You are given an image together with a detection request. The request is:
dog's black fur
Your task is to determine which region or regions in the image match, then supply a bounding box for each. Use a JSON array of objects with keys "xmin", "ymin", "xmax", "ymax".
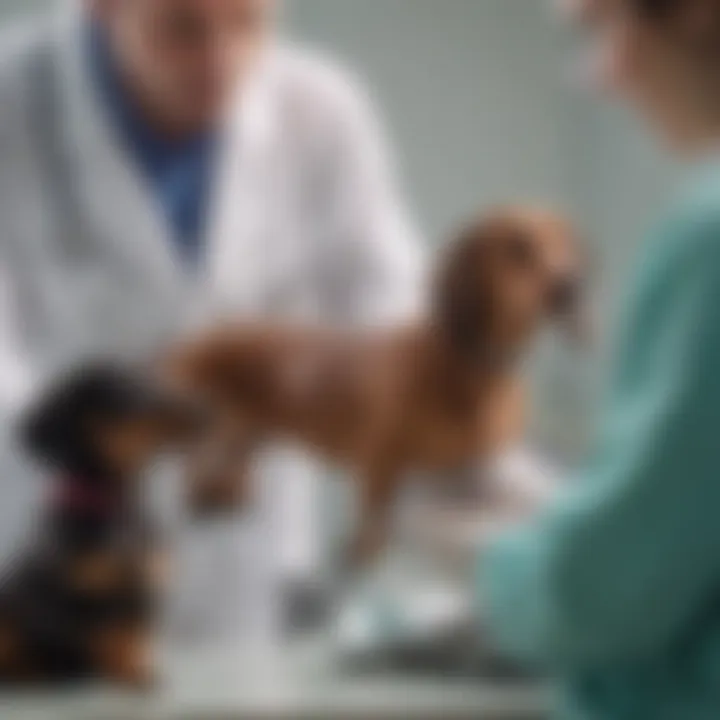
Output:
[{"xmin": 0, "ymin": 363, "xmax": 201, "ymax": 686}]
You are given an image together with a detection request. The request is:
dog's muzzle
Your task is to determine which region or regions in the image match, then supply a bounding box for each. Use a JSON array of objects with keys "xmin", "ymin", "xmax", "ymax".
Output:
[{"xmin": 549, "ymin": 275, "xmax": 590, "ymax": 345}]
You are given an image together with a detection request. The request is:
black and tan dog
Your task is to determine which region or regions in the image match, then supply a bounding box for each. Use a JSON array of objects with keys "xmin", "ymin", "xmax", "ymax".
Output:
[{"xmin": 0, "ymin": 363, "xmax": 203, "ymax": 687}]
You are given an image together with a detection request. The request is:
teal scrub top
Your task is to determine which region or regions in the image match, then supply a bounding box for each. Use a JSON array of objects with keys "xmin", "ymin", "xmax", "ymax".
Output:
[{"xmin": 479, "ymin": 166, "xmax": 720, "ymax": 720}]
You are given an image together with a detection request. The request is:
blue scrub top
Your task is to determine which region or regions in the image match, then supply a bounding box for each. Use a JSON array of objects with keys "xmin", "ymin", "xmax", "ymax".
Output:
[{"xmin": 87, "ymin": 23, "xmax": 217, "ymax": 268}]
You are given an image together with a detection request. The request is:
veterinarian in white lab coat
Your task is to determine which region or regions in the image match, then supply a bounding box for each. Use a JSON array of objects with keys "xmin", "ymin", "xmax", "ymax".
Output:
[{"xmin": 0, "ymin": 0, "xmax": 423, "ymax": 650}]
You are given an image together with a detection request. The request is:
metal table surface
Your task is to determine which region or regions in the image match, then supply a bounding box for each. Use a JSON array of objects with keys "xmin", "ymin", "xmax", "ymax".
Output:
[{"xmin": 0, "ymin": 640, "xmax": 550, "ymax": 720}]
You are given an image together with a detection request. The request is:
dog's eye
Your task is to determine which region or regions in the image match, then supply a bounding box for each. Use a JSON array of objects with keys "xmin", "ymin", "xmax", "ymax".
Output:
[{"xmin": 506, "ymin": 234, "xmax": 537, "ymax": 269}]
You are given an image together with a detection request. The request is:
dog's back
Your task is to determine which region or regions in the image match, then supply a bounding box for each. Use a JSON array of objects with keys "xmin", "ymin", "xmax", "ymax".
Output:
[
  {"xmin": 166, "ymin": 321, "xmax": 525, "ymax": 472},
  {"xmin": 166, "ymin": 323, "xmax": 418, "ymax": 464}
]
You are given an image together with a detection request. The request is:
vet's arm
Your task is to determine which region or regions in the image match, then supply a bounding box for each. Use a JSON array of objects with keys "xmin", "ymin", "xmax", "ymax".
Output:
[
  {"xmin": 315, "ymin": 72, "xmax": 426, "ymax": 325},
  {"xmin": 0, "ymin": 265, "xmax": 34, "ymax": 418},
  {"xmin": 0, "ymin": 264, "xmax": 38, "ymax": 555},
  {"xmin": 479, "ymin": 211, "xmax": 720, "ymax": 669}
]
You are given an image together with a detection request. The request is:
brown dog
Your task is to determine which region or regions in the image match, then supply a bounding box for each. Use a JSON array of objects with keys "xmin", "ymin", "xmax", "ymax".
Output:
[{"xmin": 161, "ymin": 206, "xmax": 585, "ymax": 568}]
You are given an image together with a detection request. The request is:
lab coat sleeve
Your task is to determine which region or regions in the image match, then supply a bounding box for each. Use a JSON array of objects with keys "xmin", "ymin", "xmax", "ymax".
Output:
[
  {"xmin": 0, "ymin": 263, "xmax": 35, "ymax": 432},
  {"xmin": 479, "ymin": 211, "xmax": 720, "ymax": 668},
  {"xmin": 0, "ymin": 262, "xmax": 39, "ymax": 559},
  {"xmin": 317, "ymin": 76, "xmax": 426, "ymax": 325}
]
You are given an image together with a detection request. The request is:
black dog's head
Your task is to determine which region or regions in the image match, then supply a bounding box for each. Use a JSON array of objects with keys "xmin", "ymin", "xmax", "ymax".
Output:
[{"xmin": 20, "ymin": 362, "xmax": 207, "ymax": 483}]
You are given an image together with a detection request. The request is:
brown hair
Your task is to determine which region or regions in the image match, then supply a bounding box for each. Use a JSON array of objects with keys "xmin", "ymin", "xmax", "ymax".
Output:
[
  {"xmin": 634, "ymin": 0, "xmax": 675, "ymax": 16},
  {"xmin": 634, "ymin": 0, "xmax": 720, "ymax": 20},
  {"xmin": 633, "ymin": 0, "xmax": 720, "ymax": 60}
]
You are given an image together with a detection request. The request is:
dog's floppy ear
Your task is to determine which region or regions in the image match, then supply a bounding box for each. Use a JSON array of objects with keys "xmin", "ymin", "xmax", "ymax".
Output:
[
  {"xmin": 19, "ymin": 380, "xmax": 88, "ymax": 470},
  {"xmin": 433, "ymin": 223, "xmax": 492, "ymax": 357}
]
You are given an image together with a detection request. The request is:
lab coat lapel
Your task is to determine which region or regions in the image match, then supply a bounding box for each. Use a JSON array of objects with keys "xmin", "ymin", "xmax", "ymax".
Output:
[
  {"xmin": 56, "ymin": 7, "xmax": 292, "ymax": 331},
  {"xmin": 202, "ymin": 49, "xmax": 284, "ymax": 320},
  {"xmin": 54, "ymin": 13, "xmax": 188, "ymax": 311}
]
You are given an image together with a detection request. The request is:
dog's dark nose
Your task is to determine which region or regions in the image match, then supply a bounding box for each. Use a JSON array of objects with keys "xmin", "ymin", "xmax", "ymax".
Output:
[{"xmin": 549, "ymin": 276, "xmax": 580, "ymax": 315}]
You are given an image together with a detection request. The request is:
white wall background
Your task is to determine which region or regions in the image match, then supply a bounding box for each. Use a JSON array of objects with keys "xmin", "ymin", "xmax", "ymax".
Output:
[
  {"xmin": 3, "ymin": 0, "xmax": 683, "ymax": 456},
  {"xmin": 288, "ymin": 0, "xmax": 575, "ymax": 241}
]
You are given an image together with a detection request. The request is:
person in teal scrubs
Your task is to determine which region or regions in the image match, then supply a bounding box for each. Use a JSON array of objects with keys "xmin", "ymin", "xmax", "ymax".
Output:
[{"xmin": 480, "ymin": 1, "xmax": 720, "ymax": 718}]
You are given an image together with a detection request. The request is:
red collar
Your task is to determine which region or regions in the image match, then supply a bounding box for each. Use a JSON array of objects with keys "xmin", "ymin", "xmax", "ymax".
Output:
[{"xmin": 52, "ymin": 477, "xmax": 119, "ymax": 516}]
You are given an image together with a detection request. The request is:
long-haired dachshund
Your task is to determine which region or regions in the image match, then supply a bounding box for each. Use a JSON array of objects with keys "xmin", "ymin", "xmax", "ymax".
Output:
[
  {"xmin": 0, "ymin": 363, "xmax": 203, "ymax": 687},
  {"xmin": 162, "ymin": 206, "xmax": 585, "ymax": 568}
]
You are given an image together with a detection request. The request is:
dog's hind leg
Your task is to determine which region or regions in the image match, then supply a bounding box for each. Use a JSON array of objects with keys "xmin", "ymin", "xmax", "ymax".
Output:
[{"xmin": 345, "ymin": 453, "xmax": 405, "ymax": 572}]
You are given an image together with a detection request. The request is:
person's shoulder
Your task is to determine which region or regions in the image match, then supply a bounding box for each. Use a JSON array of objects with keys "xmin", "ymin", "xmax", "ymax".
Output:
[
  {"xmin": 0, "ymin": 18, "xmax": 53, "ymax": 90},
  {"xmin": 616, "ymin": 167, "xmax": 720, "ymax": 325},
  {"xmin": 271, "ymin": 42, "xmax": 379, "ymax": 130},
  {"xmin": 0, "ymin": 18, "xmax": 55, "ymax": 124}
]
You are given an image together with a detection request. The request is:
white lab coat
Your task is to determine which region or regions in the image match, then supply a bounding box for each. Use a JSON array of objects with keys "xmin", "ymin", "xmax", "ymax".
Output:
[{"xmin": 0, "ymin": 7, "xmax": 424, "ymax": 650}]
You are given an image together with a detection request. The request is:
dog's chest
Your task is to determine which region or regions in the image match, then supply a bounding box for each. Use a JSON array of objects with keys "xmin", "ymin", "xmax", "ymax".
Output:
[
  {"xmin": 63, "ymin": 507, "xmax": 156, "ymax": 552},
  {"xmin": 407, "ymin": 383, "xmax": 523, "ymax": 470},
  {"xmin": 410, "ymin": 413, "xmax": 486, "ymax": 468}
]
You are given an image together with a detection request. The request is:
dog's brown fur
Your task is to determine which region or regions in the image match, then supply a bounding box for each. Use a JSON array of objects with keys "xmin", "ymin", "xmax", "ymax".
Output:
[{"xmin": 162, "ymin": 207, "xmax": 584, "ymax": 567}]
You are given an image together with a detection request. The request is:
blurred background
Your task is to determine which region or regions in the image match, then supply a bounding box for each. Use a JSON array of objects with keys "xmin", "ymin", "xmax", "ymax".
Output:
[{"xmin": 0, "ymin": 1, "xmax": 685, "ymax": 718}]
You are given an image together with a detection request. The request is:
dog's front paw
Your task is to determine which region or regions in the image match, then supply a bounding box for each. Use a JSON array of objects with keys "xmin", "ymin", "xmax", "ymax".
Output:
[
  {"xmin": 106, "ymin": 661, "xmax": 162, "ymax": 694},
  {"xmin": 93, "ymin": 630, "xmax": 160, "ymax": 693}
]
